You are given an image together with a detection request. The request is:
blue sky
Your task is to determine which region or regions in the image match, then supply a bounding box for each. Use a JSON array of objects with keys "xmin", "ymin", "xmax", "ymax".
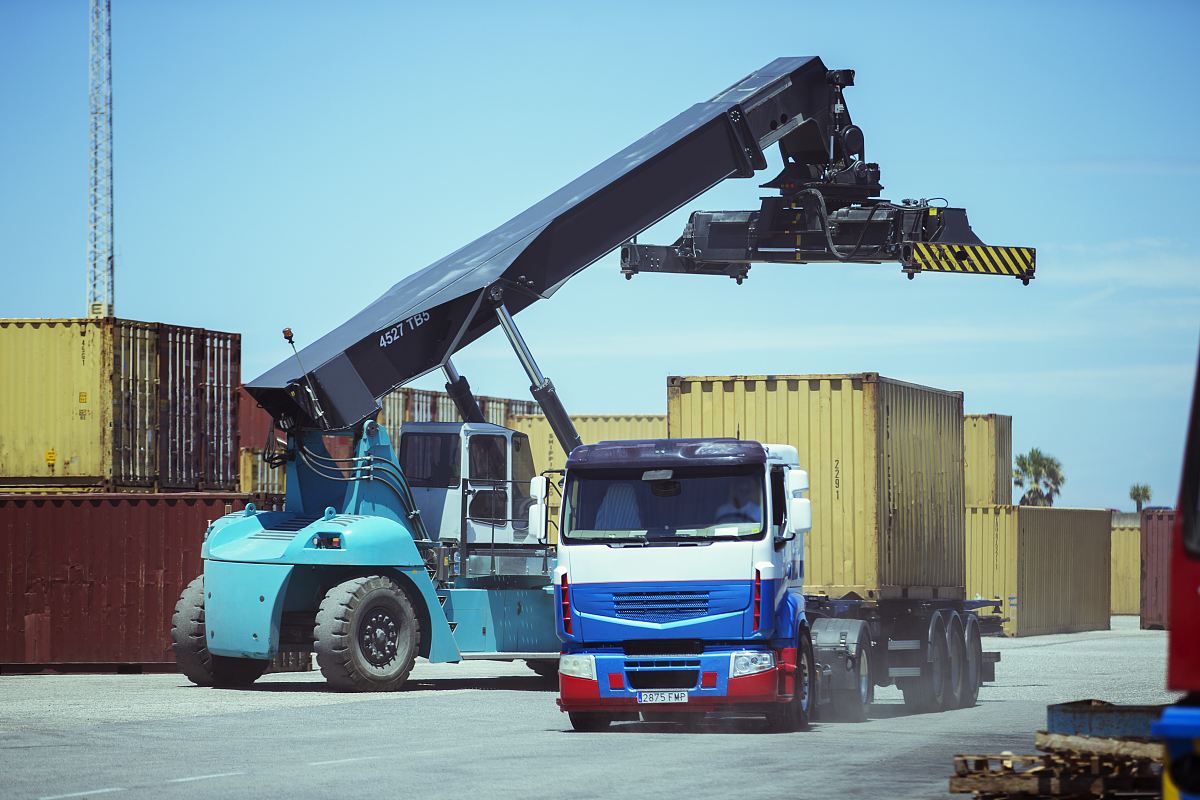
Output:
[{"xmin": 2, "ymin": 1, "xmax": 1197, "ymax": 510}]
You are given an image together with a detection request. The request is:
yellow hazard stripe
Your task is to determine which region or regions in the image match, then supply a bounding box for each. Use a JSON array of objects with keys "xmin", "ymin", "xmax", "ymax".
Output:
[{"xmin": 909, "ymin": 243, "xmax": 1036, "ymax": 278}]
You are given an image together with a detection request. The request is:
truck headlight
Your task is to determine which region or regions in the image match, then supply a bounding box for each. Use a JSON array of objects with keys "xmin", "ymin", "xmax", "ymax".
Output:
[
  {"xmin": 559, "ymin": 654, "xmax": 596, "ymax": 681},
  {"xmin": 730, "ymin": 650, "xmax": 774, "ymax": 677}
]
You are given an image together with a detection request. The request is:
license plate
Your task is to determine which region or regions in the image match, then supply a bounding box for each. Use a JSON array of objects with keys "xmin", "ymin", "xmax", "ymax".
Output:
[{"xmin": 637, "ymin": 691, "xmax": 688, "ymax": 704}]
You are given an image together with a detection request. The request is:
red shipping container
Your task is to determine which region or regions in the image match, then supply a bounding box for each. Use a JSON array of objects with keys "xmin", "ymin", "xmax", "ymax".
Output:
[
  {"xmin": 239, "ymin": 386, "xmax": 278, "ymax": 451},
  {"xmin": 1141, "ymin": 508, "xmax": 1175, "ymax": 629},
  {"xmin": 1, "ymin": 493, "xmax": 248, "ymax": 665}
]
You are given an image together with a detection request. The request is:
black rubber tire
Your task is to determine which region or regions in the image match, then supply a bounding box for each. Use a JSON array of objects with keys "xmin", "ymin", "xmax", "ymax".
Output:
[
  {"xmin": 902, "ymin": 617, "xmax": 950, "ymax": 713},
  {"xmin": 527, "ymin": 659, "xmax": 559, "ymax": 681},
  {"xmin": 314, "ymin": 575, "xmax": 420, "ymax": 692},
  {"xmin": 831, "ymin": 628, "xmax": 873, "ymax": 722},
  {"xmin": 944, "ymin": 612, "xmax": 967, "ymax": 709},
  {"xmin": 958, "ymin": 615, "xmax": 983, "ymax": 708},
  {"xmin": 766, "ymin": 629, "xmax": 814, "ymax": 732},
  {"xmin": 171, "ymin": 574, "xmax": 269, "ymax": 688},
  {"xmin": 172, "ymin": 575, "xmax": 214, "ymax": 686},
  {"xmin": 568, "ymin": 712, "xmax": 612, "ymax": 732}
]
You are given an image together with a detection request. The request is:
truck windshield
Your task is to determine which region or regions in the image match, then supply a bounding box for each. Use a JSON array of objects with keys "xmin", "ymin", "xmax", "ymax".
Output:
[{"xmin": 561, "ymin": 467, "xmax": 765, "ymax": 543}]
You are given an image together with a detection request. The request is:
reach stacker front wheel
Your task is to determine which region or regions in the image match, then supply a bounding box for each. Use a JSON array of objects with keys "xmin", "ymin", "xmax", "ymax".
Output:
[
  {"xmin": 170, "ymin": 575, "xmax": 270, "ymax": 688},
  {"xmin": 314, "ymin": 576, "xmax": 420, "ymax": 692}
]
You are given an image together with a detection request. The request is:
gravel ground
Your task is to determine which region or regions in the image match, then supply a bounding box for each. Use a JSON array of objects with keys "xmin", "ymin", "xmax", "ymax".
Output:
[{"xmin": 0, "ymin": 617, "xmax": 1179, "ymax": 800}]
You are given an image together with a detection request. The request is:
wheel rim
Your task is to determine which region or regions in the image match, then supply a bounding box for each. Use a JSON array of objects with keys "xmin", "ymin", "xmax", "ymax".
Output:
[
  {"xmin": 799, "ymin": 647, "xmax": 811, "ymax": 713},
  {"xmin": 358, "ymin": 605, "xmax": 400, "ymax": 667},
  {"xmin": 857, "ymin": 653, "xmax": 869, "ymax": 703}
]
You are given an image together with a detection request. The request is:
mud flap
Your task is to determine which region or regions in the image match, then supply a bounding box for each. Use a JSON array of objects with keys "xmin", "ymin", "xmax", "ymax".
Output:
[
  {"xmin": 204, "ymin": 560, "xmax": 293, "ymax": 659},
  {"xmin": 811, "ymin": 617, "xmax": 870, "ymax": 694}
]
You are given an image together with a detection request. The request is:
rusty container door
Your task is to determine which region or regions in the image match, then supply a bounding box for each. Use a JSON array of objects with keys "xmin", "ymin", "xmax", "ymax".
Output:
[
  {"xmin": 110, "ymin": 319, "xmax": 159, "ymax": 488},
  {"xmin": 1109, "ymin": 512, "xmax": 1141, "ymax": 615},
  {"xmin": 1141, "ymin": 509, "xmax": 1175, "ymax": 629},
  {"xmin": 667, "ymin": 374, "xmax": 964, "ymax": 600},
  {"xmin": 0, "ymin": 493, "xmax": 249, "ymax": 664},
  {"xmin": 963, "ymin": 414, "xmax": 1013, "ymax": 505},
  {"xmin": 158, "ymin": 326, "xmax": 240, "ymax": 491}
]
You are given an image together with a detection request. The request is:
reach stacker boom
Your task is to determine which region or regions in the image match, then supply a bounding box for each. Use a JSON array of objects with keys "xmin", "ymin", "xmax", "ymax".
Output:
[{"xmin": 171, "ymin": 57, "xmax": 1031, "ymax": 697}]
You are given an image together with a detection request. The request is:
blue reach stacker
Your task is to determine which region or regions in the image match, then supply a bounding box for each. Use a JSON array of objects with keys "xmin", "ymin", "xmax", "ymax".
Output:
[{"xmin": 171, "ymin": 56, "xmax": 1033, "ymax": 691}]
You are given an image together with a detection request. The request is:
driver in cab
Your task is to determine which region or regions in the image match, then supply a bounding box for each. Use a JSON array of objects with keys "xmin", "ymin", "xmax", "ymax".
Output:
[{"xmin": 714, "ymin": 475, "xmax": 762, "ymax": 524}]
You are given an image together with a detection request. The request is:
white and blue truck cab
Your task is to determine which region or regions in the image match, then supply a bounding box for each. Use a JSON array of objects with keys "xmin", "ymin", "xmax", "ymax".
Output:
[
  {"xmin": 554, "ymin": 438, "xmax": 821, "ymax": 731},
  {"xmin": 553, "ymin": 437, "xmax": 996, "ymax": 731}
]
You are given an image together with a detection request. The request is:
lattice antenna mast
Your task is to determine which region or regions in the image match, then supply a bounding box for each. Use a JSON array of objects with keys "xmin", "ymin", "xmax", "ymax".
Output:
[{"xmin": 87, "ymin": 0, "xmax": 114, "ymax": 318}]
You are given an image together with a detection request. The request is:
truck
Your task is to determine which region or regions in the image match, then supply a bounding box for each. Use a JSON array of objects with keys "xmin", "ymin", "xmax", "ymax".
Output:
[
  {"xmin": 554, "ymin": 438, "xmax": 997, "ymax": 731},
  {"xmin": 171, "ymin": 56, "xmax": 1029, "ymax": 693}
]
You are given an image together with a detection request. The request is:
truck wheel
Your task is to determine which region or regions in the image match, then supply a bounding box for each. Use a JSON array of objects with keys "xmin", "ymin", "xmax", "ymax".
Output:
[
  {"xmin": 832, "ymin": 627, "xmax": 873, "ymax": 722},
  {"xmin": 767, "ymin": 628, "xmax": 814, "ymax": 732},
  {"xmin": 944, "ymin": 612, "xmax": 967, "ymax": 708},
  {"xmin": 901, "ymin": 615, "xmax": 950, "ymax": 713},
  {"xmin": 527, "ymin": 659, "xmax": 559, "ymax": 681},
  {"xmin": 958, "ymin": 615, "xmax": 983, "ymax": 708},
  {"xmin": 171, "ymin": 574, "xmax": 269, "ymax": 688},
  {"xmin": 315, "ymin": 576, "xmax": 420, "ymax": 692},
  {"xmin": 172, "ymin": 575, "xmax": 215, "ymax": 686},
  {"xmin": 568, "ymin": 712, "xmax": 612, "ymax": 732}
]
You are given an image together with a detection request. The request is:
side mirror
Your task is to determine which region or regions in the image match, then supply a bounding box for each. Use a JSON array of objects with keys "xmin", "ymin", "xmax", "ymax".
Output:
[
  {"xmin": 788, "ymin": 497, "xmax": 812, "ymax": 536},
  {"xmin": 786, "ymin": 468, "xmax": 812, "ymax": 536},
  {"xmin": 528, "ymin": 476, "xmax": 549, "ymax": 541}
]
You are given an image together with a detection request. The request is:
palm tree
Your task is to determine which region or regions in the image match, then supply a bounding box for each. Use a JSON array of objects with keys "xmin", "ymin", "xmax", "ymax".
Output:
[
  {"xmin": 1013, "ymin": 448, "xmax": 1066, "ymax": 507},
  {"xmin": 1129, "ymin": 483, "xmax": 1151, "ymax": 512}
]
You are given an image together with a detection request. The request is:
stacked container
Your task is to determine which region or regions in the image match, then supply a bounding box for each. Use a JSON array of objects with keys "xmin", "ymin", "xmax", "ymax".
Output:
[
  {"xmin": 667, "ymin": 374, "xmax": 966, "ymax": 600},
  {"xmin": 1141, "ymin": 509, "xmax": 1175, "ymax": 629},
  {"xmin": 1109, "ymin": 512, "xmax": 1142, "ymax": 616},
  {"xmin": 0, "ymin": 318, "xmax": 239, "ymax": 493},
  {"xmin": 964, "ymin": 414, "xmax": 1012, "ymax": 505}
]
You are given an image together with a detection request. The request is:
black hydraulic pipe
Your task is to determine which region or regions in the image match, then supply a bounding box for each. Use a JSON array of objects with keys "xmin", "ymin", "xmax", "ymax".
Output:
[
  {"xmin": 493, "ymin": 302, "xmax": 582, "ymax": 454},
  {"xmin": 442, "ymin": 359, "xmax": 486, "ymax": 423}
]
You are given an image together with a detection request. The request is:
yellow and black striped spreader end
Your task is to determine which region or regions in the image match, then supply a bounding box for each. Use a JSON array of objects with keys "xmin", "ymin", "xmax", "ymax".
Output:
[{"xmin": 903, "ymin": 242, "xmax": 1036, "ymax": 284}]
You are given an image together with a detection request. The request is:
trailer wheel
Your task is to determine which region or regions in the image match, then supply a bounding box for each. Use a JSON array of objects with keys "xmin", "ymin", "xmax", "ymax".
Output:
[
  {"xmin": 171, "ymin": 574, "xmax": 270, "ymax": 688},
  {"xmin": 831, "ymin": 627, "xmax": 873, "ymax": 722},
  {"xmin": 902, "ymin": 614, "xmax": 950, "ymax": 713},
  {"xmin": 314, "ymin": 576, "xmax": 420, "ymax": 692},
  {"xmin": 568, "ymin": 712, "xmax": 612, "ymax": 732},
  {"xmin": 766, "ymin": 628, "xmax": 814, "ymax": 732},
  {"xmin": 944, "ymin": 612, "xmax": 967, "ymax": 709},
  {"xmin": 958, "ymin": 615, "xmax": 983, "ymax": 708}
]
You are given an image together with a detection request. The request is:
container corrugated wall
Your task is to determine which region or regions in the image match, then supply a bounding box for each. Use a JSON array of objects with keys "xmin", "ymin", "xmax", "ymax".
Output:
[
  {"xmin": 965, "ymin": 505, "xmax": 1111, "ymax": 636},
  {"xmin": 964, "ymin": 414, "xmax": 1012, "ymax": 505},
  {"xmin": 668, "ymin": 374, "xmax": 965, "ymax": 600},
  {"xmin": 377, "ymin": 387, "xmax": 539, "ymax": 442},
  {"xmin": 1141, "ymin": 509, "xmax": 1175, "ymax": 629},
  {"xmin": 0, "ymin": 318, "xmax": 240, "ymax": 492},
  {"xmin": 1110, "ymin": 512, "xmax": 1141, "ymax": 615},
  {"xmin": 0, "ymin": 493, "xmax": 249, "ymax": 664}
]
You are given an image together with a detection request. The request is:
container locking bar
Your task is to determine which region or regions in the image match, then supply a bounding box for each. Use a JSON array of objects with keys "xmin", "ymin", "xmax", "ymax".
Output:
[{"xmin": 493, "ymin": 297, "xmax": 582, "ymax": 455}]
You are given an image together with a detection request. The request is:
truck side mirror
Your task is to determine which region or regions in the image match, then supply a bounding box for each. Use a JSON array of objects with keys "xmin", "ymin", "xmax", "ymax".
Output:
[
  {"xmin": 786, "ymin": 468, "xmax": 812, "ymax": 536},
  {"xmin": 529, "ymin": 476, "xmax": 549, "ymax": 541}
]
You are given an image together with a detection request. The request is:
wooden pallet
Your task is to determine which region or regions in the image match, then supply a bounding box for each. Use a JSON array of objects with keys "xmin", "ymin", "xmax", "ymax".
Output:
[{"xmin": 949, "ymin": 751, "xmax": 1160, "ymax": 798}]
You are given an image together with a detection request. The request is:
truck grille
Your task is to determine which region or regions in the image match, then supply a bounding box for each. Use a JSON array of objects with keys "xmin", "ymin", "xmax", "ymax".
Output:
[
  {"xmin": 612, "ymin": 591, "xmax": 710, "ymax": 622},
  {"xmin": 626, "ymin": 669, "xmax": 700, "ymax": 690}
]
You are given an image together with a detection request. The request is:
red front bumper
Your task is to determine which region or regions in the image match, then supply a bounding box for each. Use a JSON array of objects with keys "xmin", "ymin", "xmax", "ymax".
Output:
[{"xmin": 557, "ymin": 668, "xmax": 786, "ymax": 713}]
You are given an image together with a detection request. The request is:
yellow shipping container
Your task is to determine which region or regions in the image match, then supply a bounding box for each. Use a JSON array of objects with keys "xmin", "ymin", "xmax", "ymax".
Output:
[
  {"xmin": 507, "ymin": 414, "xmax": 668, "ymax": 544},
  {"xmin": 0, "ymin": 318, "xmax": 240, "ymax": 492},
  {"xmin": 964, "ymin": 413, "xmax": 1012, "ymax": 505},
  {"xmin": 1110, "ymin": 512, "xmax": 1141, "ymax": 615},
  {"xmin": 239, "ymin": 448, "xmax": 287, "ymax": 497},
  {"xmin": 965, "ymin": 505, "xmax": 1111, "ymax": 636},
  {"xmin": 667, "ymin": 374, "xmax": 965, "ymax": 600}
]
